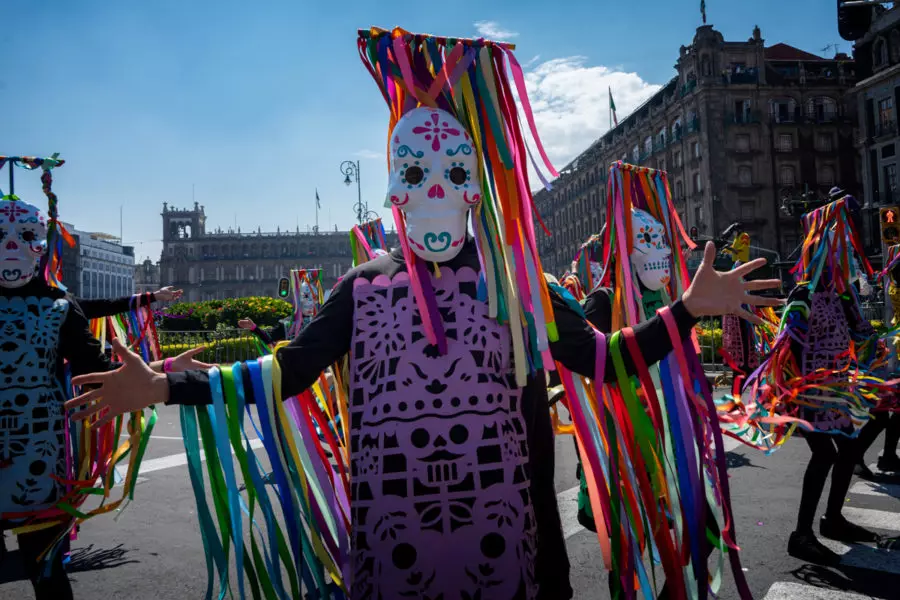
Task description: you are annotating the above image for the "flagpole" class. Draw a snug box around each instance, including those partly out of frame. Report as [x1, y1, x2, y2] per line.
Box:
[315, 189, 319, 234]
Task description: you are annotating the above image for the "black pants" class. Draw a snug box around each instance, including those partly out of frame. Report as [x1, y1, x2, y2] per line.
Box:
[16, 525, 73, 600]
[796, 431, 859, 533]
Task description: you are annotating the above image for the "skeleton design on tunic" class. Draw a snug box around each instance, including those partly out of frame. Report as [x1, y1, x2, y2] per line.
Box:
[800, 289, 854, 432]
[348, 266, 536, 600]
[0, 295, 70, 517]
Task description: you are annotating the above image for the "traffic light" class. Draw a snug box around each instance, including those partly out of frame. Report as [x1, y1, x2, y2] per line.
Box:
[837, 0, 873, 41]
[881, 206, 899, 245]
[278, 277, 290, 298]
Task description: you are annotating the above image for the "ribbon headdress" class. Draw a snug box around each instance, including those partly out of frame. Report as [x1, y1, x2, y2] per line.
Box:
[350, 217, 389, 266]
[358, 27, 559, 386]
[0, 154, 74, 290]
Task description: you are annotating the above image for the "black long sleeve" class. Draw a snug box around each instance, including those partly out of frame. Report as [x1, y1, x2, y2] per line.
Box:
[251, 322, 287, 346]
[549, 288, 699, 381]
[166, 276, 354, 406]
[77, 293, 155, 320]
[60, 296, 120, 376]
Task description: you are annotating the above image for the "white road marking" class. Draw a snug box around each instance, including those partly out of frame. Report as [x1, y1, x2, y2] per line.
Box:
[820, 538, 900, 576]
[120, 434, 192, 441]
[139, 438, 265, 474]
[841, 507, 900, 534]
[849, 479, 900, 499]
[557, 486, 583, 539]
[763, 582, 870, 599]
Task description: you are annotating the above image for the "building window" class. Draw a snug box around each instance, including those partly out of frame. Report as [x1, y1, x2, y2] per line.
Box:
[818, 165, 835, 187]
[658, 159, 666, 172]
[672, 119, 682, 139]
[777, 134, 793, 152]
[879, 97, 894, 132]
[643, 136, 652, 155]
[692, 172, 703, 194]
[740, 200, 756, 220]
[632, 145, 640, 162]
[807, 97, 837, 122]
[771, 99, 794, 123]
[657, 128, 666, 147]
[738, 166, 753, 185]
[816, 133, 834, 152]
[891, 30, 900, 63]
[674, 151, 682, 168]
[675, 180, 683, 198]
[691, 142, 700, 158]
[780, 165, 796, 186]
[885, 164, 898, 199]
[733, 99, 751, 122]
[736, 134, 750, 152]
[874, 37, 888, 67]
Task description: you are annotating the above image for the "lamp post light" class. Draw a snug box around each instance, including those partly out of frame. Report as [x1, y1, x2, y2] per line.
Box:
[339, 160, 379, 224]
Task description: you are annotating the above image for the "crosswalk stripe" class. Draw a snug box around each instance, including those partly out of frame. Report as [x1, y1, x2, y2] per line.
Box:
[763, 582, 870, 599]
[849, 479, 900, 499]
[139, 438, 265, 474]
[841, 506, 900, 533]
[819, 538, 900, 575]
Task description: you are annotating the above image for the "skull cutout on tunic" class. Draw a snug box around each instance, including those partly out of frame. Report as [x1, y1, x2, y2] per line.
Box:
[387, 108, 481, 263]
[630, 208, 672, 291]
[0, 199, 48, 289]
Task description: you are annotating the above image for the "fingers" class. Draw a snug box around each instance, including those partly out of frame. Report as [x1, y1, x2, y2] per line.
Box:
[736, 308, 764, 326]
[743, 279, 782, 292]
[111, 338, 142, 363]
[64, 388, 102, 411]
[182, 346, 207, 358]
[744, 294, 786, 308]
[70, 371, 112, 388]
[731, 258, 767, 277]
[700, 241, 716, 267]
[69, 399, 108, 423]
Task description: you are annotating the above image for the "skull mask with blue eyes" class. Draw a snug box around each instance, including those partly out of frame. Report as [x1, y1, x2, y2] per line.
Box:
[0, 199, 48, 289]
[386, 108, 481, 263]
[630, 208, 672, 291]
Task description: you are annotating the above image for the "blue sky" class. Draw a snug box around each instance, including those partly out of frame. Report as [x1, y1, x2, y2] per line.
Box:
[3, 0, 844, 263]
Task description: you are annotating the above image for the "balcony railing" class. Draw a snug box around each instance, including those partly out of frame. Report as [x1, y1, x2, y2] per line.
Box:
[670, 129, 683, 143]
[681, 80, 697, 97]
[875, 121, 897, 138]
[653, 141, 666, 154]
[728, 110, 761, 124]
[726, 70, 759, 85]
[687, 118, 701, 134]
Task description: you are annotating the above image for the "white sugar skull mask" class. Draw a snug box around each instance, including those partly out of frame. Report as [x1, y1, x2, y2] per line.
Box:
[387, 107, 481, 263]
[0, 199, 48, 289]
[630, 208, 672, 291]
[299, 282, 316, 317]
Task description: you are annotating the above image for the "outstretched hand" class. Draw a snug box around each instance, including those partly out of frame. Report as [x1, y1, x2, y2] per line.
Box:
[168, 346, 213, 372]
[682, 242, 784, 325]
[154, 286, 183, 302]
[66, 338, 169, 427]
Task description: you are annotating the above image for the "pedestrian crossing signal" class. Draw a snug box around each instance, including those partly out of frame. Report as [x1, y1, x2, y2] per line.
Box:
[881, 207, 900, 245]
[278, 277, 290, 298]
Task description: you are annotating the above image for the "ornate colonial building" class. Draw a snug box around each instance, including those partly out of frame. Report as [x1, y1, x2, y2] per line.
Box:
[535, 24, 859, 276]
[158, 203, 396, 302]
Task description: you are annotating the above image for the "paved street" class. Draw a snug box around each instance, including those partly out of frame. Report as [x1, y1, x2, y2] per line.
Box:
[2, 401, 900, 599]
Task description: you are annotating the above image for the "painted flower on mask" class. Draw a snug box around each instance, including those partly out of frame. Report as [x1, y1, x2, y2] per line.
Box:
[412, 111, 462, 152]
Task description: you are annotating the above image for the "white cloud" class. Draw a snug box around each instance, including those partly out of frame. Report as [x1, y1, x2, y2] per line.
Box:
[474, 21, 519, 40]
[518, 56, 662, 185]
[353, 149, 382, 159]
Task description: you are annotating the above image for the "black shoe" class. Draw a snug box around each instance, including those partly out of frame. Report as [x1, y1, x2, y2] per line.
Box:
[878, 454, 900, 473]
[854, 462, 877, 481]
[820, 515, 880, 543]
[788, 531, 841, 566]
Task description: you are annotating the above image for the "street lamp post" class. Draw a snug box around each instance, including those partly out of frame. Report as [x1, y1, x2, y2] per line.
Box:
[340, 160, 380, 224]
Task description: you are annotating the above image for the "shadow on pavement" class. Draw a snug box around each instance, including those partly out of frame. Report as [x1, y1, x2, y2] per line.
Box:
[791, 562, 900, 599]
[0, 542, 138, 584]
[725, 451, 765, 471]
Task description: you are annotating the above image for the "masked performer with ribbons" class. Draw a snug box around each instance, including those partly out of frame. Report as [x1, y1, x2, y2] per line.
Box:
[65, 30, 780, 600]
[239, 270, 323, 347]
[724, 195, 896, 564]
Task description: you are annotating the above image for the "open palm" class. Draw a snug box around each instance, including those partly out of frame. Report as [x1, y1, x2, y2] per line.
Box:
[683, 242, 784, 325]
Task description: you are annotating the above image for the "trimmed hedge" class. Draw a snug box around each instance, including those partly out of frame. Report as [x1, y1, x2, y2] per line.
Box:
[158, 296, 293, 331]
[158, 334, 265, 363]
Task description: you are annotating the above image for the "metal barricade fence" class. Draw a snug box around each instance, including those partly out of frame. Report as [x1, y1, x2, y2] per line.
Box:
[156, 329, 265, 364]
[696, 317, 726, 373]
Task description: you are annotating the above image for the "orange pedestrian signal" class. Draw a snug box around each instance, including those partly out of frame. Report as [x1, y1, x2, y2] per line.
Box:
[881, 207, 900, 244]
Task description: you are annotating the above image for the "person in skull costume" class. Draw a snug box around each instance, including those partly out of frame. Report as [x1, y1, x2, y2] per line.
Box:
[238, 281, 317, 346]
[0, 194, 206, 599]
[68, 106, 781, 599]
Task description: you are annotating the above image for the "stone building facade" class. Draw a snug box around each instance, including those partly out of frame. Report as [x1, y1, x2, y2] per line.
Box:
[853, 4, 900, 251]
[158, 203, 397, 302]
[535, 25, 859, 277]
[134, 258, 161, 296]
